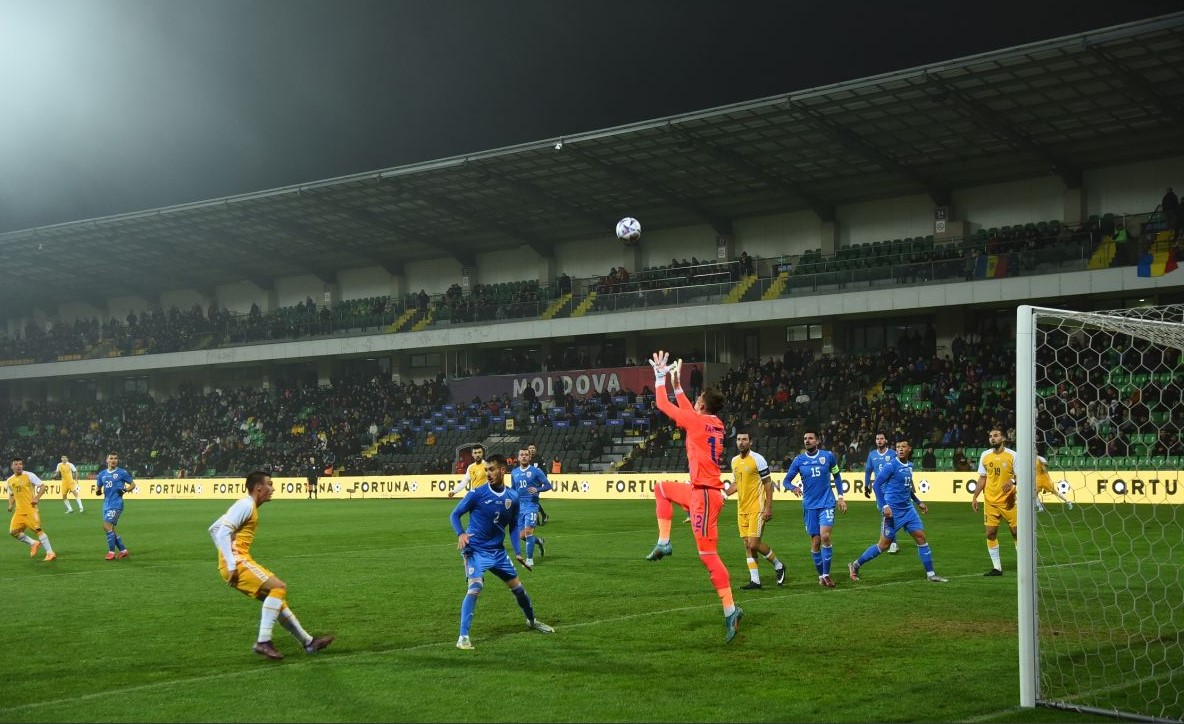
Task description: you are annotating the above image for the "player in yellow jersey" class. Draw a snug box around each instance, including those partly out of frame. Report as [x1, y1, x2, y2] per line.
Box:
[448, 444, 486, 498]
[723, 431, 786, 589]
[54, 455, 85, 514]
[1035, 444, 1073, 512]
[6, 457, 57, 561]
[209, 470, 333, 660]
[971, 429, 1017, 576]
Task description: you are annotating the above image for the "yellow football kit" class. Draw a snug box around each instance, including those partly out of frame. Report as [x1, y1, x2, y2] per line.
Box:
[978, 447, 1018, 527]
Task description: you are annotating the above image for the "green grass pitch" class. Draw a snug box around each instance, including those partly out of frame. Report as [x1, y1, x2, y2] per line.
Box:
[0, 499, 1139, 722]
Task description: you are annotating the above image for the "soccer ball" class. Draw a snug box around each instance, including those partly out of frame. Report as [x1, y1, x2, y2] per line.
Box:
[615, 217, 641, 243]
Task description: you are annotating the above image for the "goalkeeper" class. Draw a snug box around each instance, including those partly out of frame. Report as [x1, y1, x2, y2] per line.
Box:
[642, 351, 743, 643]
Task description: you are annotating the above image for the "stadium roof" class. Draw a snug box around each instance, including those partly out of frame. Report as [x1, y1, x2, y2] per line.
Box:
[2, 11, 1183, 315]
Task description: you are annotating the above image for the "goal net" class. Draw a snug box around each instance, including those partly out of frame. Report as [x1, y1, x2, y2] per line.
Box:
[1017, 304, 1184, 722]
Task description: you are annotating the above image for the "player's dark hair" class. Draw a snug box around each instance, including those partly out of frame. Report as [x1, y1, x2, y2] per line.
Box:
[701, 387, 724, 414]
[10, 456, 22, 463]
[486, 453, 508, 469]
[736, 429, 753, 439]
[245, 470, 271, 491]
[470, 444, 484, 454]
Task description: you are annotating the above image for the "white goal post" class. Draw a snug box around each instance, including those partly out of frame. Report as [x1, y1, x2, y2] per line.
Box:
[1017, 303, 1184, 723]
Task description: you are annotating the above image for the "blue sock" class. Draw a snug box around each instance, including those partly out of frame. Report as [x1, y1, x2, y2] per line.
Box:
[460, 581, 482, 636]
[856, 544, 882, 567]
[821, 545, 833, 575]
[917, 543, 935, 574]
[510, 584, 534, 622]
[811, 550, 823, 575]
[106, 531, 117, 552]
[114, 534, 125, 551]
[526, 536, 536, 558]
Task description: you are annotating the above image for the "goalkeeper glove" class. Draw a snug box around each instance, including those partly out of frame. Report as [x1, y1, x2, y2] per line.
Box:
[649, 359, 670, 385]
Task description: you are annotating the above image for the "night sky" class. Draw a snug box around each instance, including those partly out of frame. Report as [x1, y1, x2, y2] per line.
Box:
[0, 0, 1178, 234]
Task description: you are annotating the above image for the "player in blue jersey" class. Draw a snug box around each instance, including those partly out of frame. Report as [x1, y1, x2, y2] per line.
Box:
[526, 443, 550, 526]
[848, 439, 948, 583]
[511, 447, 553, 569]
[781, 431, 847, 587]
[864, 433, 899, 554]
[449, 453, 554, 650]
[94, 452, 136, 560]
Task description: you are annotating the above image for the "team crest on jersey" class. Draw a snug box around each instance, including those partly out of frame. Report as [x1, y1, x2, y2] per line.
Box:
[504, 499, 513, 510]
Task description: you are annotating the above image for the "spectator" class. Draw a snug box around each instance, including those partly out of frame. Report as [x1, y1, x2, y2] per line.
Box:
[921, 446, 937, 471]
[1163, 187, 1179, 232]
[953, 445, 972, 472]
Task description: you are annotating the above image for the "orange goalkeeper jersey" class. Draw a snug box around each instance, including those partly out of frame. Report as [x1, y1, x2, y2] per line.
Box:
[655, 380, 725, 489]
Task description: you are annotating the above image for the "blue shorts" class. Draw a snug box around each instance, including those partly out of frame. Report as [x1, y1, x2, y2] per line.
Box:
[517, 509, 540, 530]
[102, 508, 124, 526]
[881, 506, 923, 541]
[802, 507, 836, 537]
[461, 547, 519, 582]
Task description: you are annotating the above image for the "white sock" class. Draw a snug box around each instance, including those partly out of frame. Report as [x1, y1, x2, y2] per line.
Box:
[279, 606, 313, 646]
[64, 501, 73, 512]
[17, 533, 35, 546]
[75, 496, 84, 512]
[38, 533, 53, 555]
[259, 595, 283, 642]
[988, 545, 1002, 570]
[764, 551, 783, 569]
[746, 557, 760, 583]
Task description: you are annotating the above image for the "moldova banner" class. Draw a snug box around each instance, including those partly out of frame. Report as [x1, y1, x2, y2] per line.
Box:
[448, 363, 713, 402]
[1137, 249, 1178, 277]
[973, 253, 1009, 279]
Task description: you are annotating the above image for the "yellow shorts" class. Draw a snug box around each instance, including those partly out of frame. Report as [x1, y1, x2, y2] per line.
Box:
[61, 485, 79, 498]
[218, 557, 275, 600]
[983, 501, 1018, 529]
[737, 510, 766, 539]
[9, 509, 42, 534]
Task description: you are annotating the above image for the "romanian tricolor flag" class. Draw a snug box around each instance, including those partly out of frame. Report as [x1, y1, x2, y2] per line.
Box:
[1137, 248, 1179, 277]
[973, 253, 1009, 279]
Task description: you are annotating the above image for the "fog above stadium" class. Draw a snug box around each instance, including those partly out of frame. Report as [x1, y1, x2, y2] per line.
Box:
[0, 0, 1177, 235]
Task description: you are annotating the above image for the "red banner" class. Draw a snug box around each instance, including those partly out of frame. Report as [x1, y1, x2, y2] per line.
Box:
[448, 363, 706, 402]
